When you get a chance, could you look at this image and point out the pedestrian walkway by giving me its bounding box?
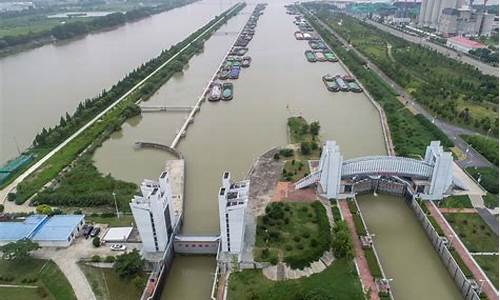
[338,199,379,300]
[438,208,477,213]
[426,202,498,300]
[262,251,335,281]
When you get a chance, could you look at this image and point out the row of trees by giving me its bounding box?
[0,0,196,50]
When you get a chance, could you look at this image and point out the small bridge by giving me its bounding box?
[134,142,183,159]
[173,235,220,255]
[140,105,195,113]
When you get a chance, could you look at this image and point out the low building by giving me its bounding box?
[102,227,133,243]
[218,171,249,259]
[446,36,486,52]
[130,171,176,253]
[0,214,85,247]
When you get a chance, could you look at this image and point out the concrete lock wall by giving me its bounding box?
[408,195,480,300]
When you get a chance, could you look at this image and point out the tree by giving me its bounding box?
[310,121,320,136]
[7,193,16,202]
[0,204,4,213]
[0,239,40,260]
[114,249,144,278]
[92,237,101,248]
[300,142,311,155]
[332,221,353,259]
[36,204,53,215]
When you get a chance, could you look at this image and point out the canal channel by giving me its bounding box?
[0,0,233,165]
[90,2,463,299]
[0,0,465,298]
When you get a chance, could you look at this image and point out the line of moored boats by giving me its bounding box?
[208,3,267,102]
[322,74,362,93]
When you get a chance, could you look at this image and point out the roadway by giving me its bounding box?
[0,4,243,210]
[362,18,499,78]
[304,8,494,169]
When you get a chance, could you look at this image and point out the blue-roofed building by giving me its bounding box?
[0,214,85,247]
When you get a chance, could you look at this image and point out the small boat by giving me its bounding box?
[294,31,304,40]
[302,33,312,40]
[314,51,326,62]
[324,51,338,62]
[208,82,222,101]
[309,40,320,49]
[230,66,241,79]
[232,47,248,56]
[348,81,363,93]
[219,68,231,80]
[241,56,252,68]
[222,82,233,101]
[342,75,355,82]
[305,50,316,62]
[322,74,339,92]
[335,75,349,91]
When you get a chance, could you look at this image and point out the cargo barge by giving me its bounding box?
[208,82,222,101]
[222,82,233,100]
[322,74,340,92]
[305,50,317,62]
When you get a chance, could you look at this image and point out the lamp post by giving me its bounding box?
[112,192,120,219]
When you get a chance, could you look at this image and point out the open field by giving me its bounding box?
[228,259,364,300]
[0,258,76,300]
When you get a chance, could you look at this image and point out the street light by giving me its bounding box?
[112,192,120,219]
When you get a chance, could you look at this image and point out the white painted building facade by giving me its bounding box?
[130,171,176,253]
[217,171,249,259]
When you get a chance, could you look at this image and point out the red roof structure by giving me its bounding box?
[448,36,486,49]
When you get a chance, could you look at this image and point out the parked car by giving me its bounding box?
[83,225,93,239]
[110,244,127,251]
[90,227,101,238]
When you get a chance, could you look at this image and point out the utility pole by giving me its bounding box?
[112,192,120,219]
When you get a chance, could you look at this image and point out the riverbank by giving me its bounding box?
[0,3,246,210]
[0,0,198,58]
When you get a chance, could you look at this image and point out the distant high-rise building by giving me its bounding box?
[418,0,466,28]
[217,171,249,258]
[130,171,176,253]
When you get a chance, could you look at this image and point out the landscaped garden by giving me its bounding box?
[444,213,498,252]
[439,195,473,209]
[228,258,364,300]
[0,258,76,300]
[254,201,331,269]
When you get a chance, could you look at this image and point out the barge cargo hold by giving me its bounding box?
[314,51,326,62]
[208,82,222,101]
[322,74,340,92]
[294,31,304,40]
[229,66,240,79]
[348,81,363,93]
[335,75,349,91]
[324,51,338,62]
[241,56,252,68]
[222,82,233,100]
[219,68,231,80]
[305,50,316,62]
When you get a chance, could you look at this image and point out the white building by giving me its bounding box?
[130,171,176,253]
[296,140,461,201]
[217,171,249,258]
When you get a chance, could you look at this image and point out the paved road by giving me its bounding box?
[362,18,499,78]
[305,9,493,168]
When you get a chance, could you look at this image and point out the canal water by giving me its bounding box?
[72,1,456,299]
[0,0,232,164]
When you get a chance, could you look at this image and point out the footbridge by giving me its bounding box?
[296,140,464,200]
[140,105,196,113]
[173,235,220,255]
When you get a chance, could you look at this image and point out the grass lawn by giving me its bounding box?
[364,248,382,278]
[227,258,364,300]
[86,214,135,227]
[439,195,473,208]
[79,263,147,300]
[444,213,498,252]
[281,159,309,182]
[0,286,49,300]
[0,258,75,300]
[254,202,331,269]
[450,249,473,278]
[474,255,499,289]
[461,134,499,165]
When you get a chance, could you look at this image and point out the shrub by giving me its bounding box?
[7,193,16,202]
[279,148,294,157]
[0,204,4,213]
[91,255,101,262]
[300,142,311,155]
[273,153,280,160]
[114,249,144,278]
[105,255,116,263]
[92,237,101,248]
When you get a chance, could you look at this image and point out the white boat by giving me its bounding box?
[208,82,222,101]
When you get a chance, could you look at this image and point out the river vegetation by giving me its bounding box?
[306,3,499,136]
[301,7,452,157]
[0,0,197,55]
[13,3,246,205]
[254,202,331,269]
[228,258,364,300]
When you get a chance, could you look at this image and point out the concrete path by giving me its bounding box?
[438,208,477,213]
[426,202,498,300]
[305,8,493,169]
[477,208,500,236]
[338,200,379,300]
[262,251,334,281]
